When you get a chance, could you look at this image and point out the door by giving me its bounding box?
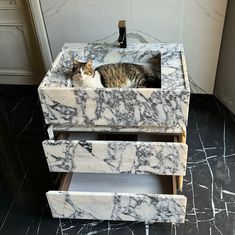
[0,0,45,84]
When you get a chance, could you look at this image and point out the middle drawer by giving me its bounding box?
[43,130,188,175]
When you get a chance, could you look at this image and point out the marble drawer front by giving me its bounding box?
[38,43,190,130]
[42,131,188,175]
[46,173,187,223]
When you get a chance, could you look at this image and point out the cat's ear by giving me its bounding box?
[73,59,80,72]
[86,60,93,69]
[73,59,81,66]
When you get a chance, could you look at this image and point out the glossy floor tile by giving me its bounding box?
[0,85,235,235]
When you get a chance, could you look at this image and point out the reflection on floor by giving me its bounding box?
[0,85,235,235]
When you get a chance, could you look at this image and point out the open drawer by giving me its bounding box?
[47,173,187,223]
[42,129,188,176]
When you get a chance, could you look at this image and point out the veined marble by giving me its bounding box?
[50,124,186,134]
[47,191,187,223]
[43,139,188,175]
[38,43,190,129]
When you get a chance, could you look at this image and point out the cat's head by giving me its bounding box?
[72,60,94,81]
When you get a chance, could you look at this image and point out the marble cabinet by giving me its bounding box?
[39,43,190,223]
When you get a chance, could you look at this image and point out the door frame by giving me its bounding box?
[27,0,52,71]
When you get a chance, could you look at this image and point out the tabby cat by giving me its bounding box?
[72,56,161,88]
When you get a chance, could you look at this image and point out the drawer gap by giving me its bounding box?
[59,172,72,191]
[56,132,177,142]
[60,173,176,195]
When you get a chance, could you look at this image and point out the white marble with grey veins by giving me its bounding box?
[43,137,188,175]
[47,172,187,223]
[38,43,190,130]
[47,191,186,223]
[50,123,186,134]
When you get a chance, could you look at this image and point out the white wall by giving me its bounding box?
[40,0,227,94]
[214,0,235,114]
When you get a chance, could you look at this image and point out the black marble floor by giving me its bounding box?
[0,85,235,235]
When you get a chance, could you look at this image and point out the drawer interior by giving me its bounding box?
[60,173,177,195]
[57,132,177,142]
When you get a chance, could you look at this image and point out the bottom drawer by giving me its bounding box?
[47,173,187,223]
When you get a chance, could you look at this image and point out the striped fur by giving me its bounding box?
[72,56,161,88]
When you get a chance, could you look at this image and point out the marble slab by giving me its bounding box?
[47,172,187,223]
[43,138,188,175]
[38,43,190,130]
[50,124,186,134]
[47,191,186,223]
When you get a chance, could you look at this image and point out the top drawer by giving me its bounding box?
[38,43,190,129]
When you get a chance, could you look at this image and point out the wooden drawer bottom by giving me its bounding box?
[47,173,186,223]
